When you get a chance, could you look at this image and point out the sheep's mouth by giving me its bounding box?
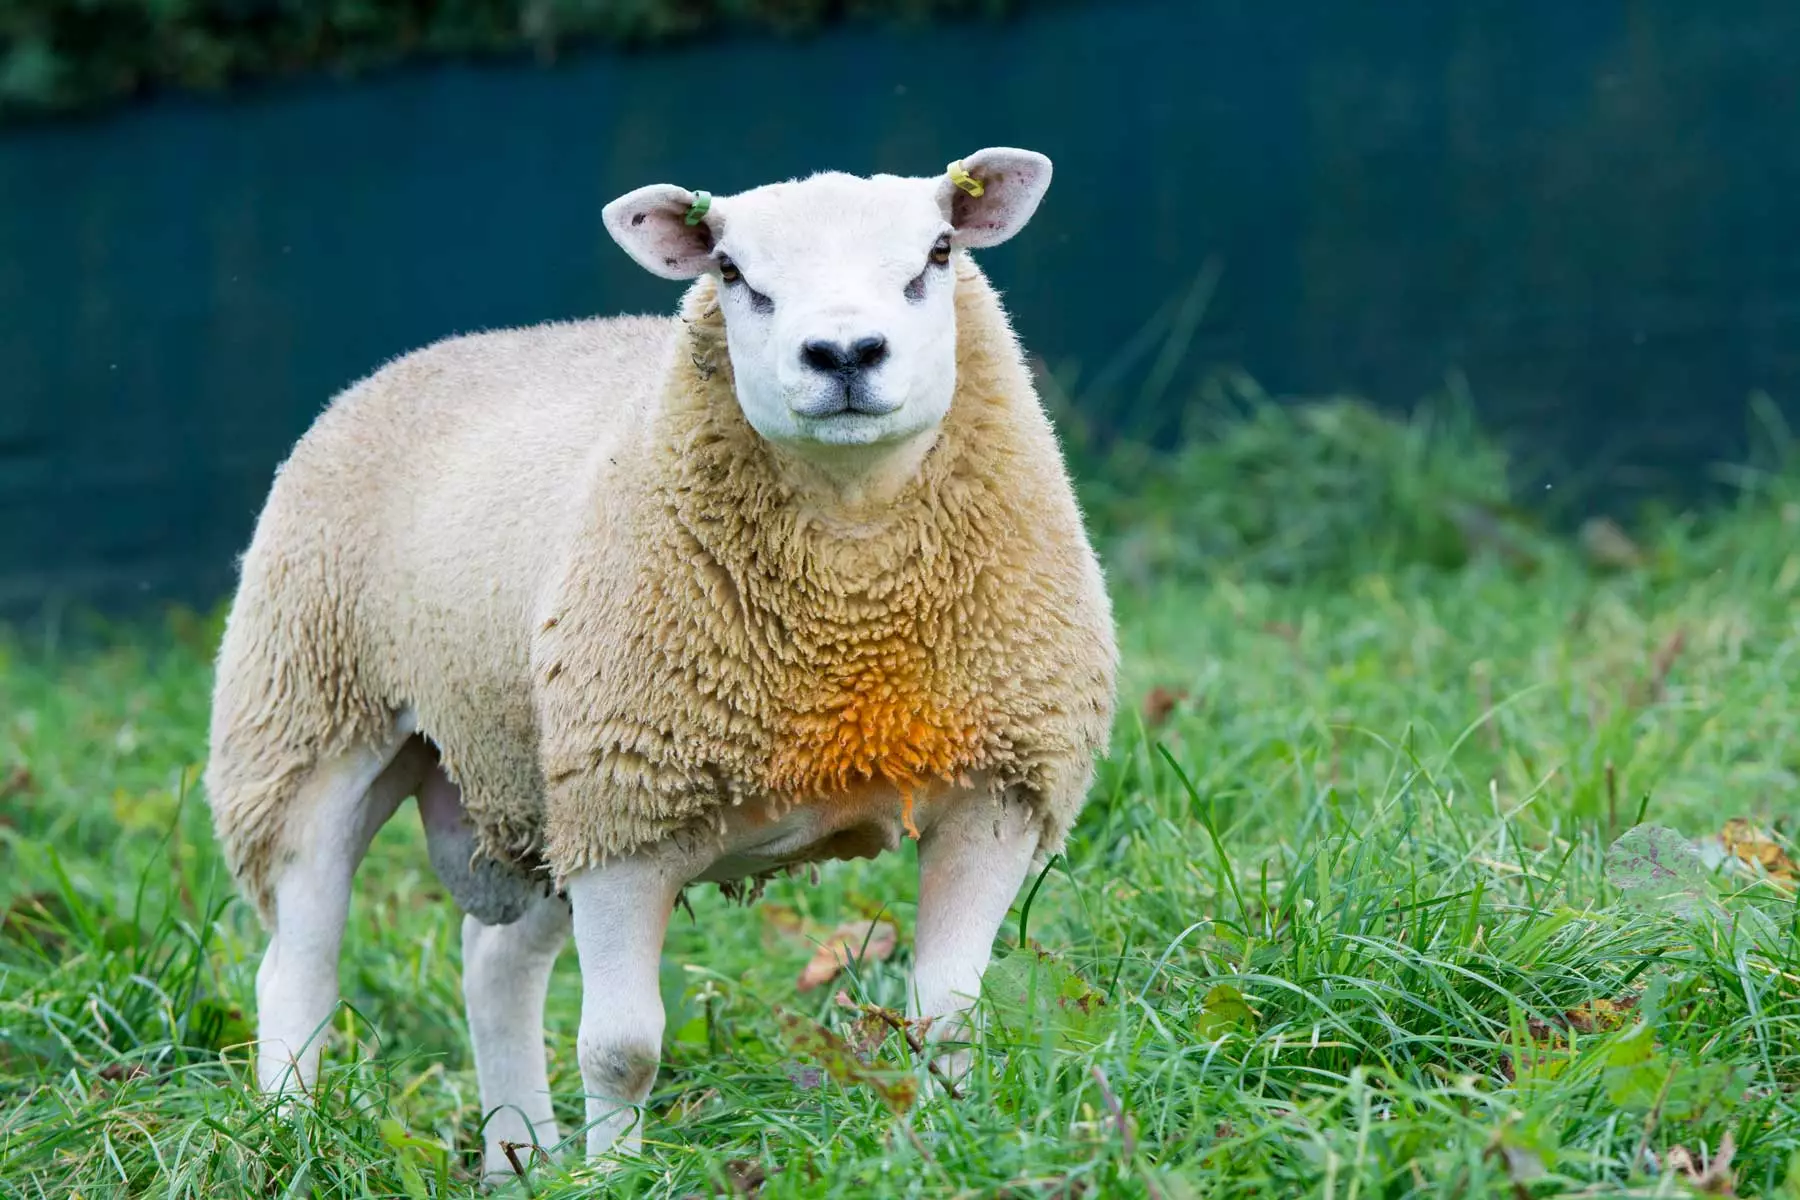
[791,381,903,421]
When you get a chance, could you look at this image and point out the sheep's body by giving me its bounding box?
[207,314,665,916]
[208,149,1117,1179]
[208,266,1115,916]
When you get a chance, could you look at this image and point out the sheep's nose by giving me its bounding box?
[801,335,888,376]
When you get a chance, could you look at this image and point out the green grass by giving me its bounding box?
[6,416,1800,1196]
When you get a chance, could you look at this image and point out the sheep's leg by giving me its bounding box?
[461,892,571,1181]
[566,849,691,1165]
[256,734,419,1093]
[908,789,1041,1086]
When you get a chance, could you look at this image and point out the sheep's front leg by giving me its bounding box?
[909,790,1041,1085]
[566,851,687,1164]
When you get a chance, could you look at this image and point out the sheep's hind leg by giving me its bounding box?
[566,846,695,1165]
[417,769,570,1182]
[461,894,571,1182]
[909,789,1041,1087]
[256,731,425,1094]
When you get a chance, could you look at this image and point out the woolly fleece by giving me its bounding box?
[206,262,1117,917]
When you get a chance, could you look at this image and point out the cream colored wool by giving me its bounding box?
[206,261,1116,917]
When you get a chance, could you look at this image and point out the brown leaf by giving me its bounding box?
[1666,1130,1736,1194]
[773,1010,915,1114]
[723,1158,770,1196]
[1501,993,1638,1078]
[1579,516,1643,570]
[1141,686,1189,728]
[1646,627,1688,702]
[796,919,897,993]
[1720,819,1797,888]
[1563,994,1637,1035]
[830,989,904,1060]
[98,1062,148,1083]
[839,1007,889,1059]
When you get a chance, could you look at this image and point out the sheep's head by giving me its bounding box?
[602,148,1052,459]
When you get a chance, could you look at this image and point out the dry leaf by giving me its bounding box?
[1563,995,1637,1035]
[1141,686,1188,728]
[773,1010,915,1113]
[796,919,897,992]
[1720,819,1797,888]
[831,989,891,1059]
[1579,516,1643,569]
[97,1062,148,1083]
[723,1159,769,1196]
[1501,993,1638,1079]
[1666,1130,1736,1194]
[1646,627,1687,702]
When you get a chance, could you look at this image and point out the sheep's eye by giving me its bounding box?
[929,236,953,266]
[718,257,742,284]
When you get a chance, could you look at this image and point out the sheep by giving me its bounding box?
[204,146,1119,1179]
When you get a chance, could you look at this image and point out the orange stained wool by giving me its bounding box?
[766,655,986,839]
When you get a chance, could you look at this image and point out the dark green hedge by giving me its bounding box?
[1,0,1030,121]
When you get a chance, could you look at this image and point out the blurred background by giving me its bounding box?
[5,0,1799,616]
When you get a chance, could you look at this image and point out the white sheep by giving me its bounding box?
[204,146,1118,1179]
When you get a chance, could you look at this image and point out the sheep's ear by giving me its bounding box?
[602,184,719,279]
[937,147,1053,249]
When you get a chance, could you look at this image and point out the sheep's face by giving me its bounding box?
[603,148,1052,457]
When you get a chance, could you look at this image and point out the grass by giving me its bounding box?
[6,407,1800,1197]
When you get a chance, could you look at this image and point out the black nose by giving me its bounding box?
[801,335,888,376]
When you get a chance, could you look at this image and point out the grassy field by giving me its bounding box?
[5,407,1800,1197]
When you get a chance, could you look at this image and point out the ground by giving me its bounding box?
[5,432,1800,1197]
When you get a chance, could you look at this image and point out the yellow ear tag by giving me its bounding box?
[947,160,985,198]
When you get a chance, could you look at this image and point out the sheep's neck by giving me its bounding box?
[764,427,941,514]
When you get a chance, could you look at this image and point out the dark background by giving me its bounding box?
[5,0,1799,614]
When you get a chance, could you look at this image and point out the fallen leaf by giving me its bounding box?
[1563,995,1637,1035]
[1605,824,1723,921]
[796,919,897,993]
[984,947,1109,1049]
[774,1010,915,1114]
[1197,983,1257,1038]
[783,1063,823,1089]
[1579,516,1643,570]
[1645,627,1687,703]
[1720,819,1797,888]
[1501,994,1639,1081]
[1141,686,1189,728]
[724,1158,770,1196]
[832,990,891,1058]
[97,1062,148,1083]
[1666,1130,1737,1195]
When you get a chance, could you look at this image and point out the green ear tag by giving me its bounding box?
[684,191,712,225]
